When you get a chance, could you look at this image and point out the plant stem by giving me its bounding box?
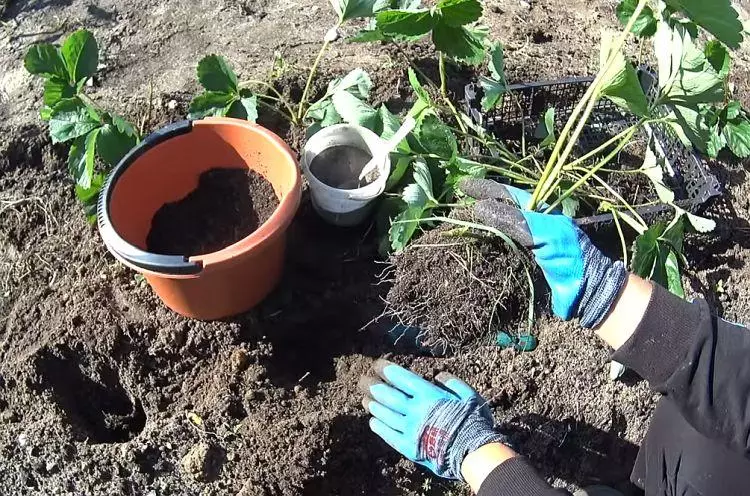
[528,0,648,210]
[390,41,440,89]
[544,126,638,213]
[561,124,639,171]
[240,79,297,123]
[585,170,648,227]
[297,24,340,122]
[611,209,629,267]
[257,99,293,123]
[480,164,538,185]
[439,52,468,134]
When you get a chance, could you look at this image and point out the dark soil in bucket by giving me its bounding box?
[146,168,279,256]
[310,145,376,190]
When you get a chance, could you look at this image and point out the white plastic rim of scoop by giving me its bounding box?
[301,124,391,225]
[358,116,416,182]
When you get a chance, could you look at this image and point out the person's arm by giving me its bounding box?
[606,279,750,458]
[462,443,570,495]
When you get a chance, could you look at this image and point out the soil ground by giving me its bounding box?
[1,1,750,495]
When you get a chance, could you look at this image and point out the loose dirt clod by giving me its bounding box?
[383,225,537,352]
[230,348,250,374]
[147,168,279,256]
[181,442,220,482]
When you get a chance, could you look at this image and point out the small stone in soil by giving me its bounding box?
[309,145,375,190]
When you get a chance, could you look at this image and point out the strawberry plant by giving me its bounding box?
[25,29,140,219]
[352,0,746,298]
[190,0,397,129]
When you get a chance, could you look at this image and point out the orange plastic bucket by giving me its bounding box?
[97,118,301,320]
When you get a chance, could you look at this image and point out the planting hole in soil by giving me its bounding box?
[32,347,145,444]
[309,145,376,189]
[146,168,279,256]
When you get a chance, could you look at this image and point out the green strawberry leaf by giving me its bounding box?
[432,22,486,66]
[43,77,76,107]
[631,222,666,278]
[535,108,557,148]
[706,127,727,158]
[330,0,384,21]
[389,205,429,252]
[188,91,236,119]
[664,249,685,298]
[332,91,379,129]
[97,120,139,167]
[417,114,457,158]
[664,0,744,49]
[61,29,99,85]
[386,157,412,191]
[24,44,68,79]
[599,31,649,117]
[75,172,104,205]
[197,55,239,94]
[239,95,259,122]
[724,120,750,158]
[704,40,731,79]
[479,43,507,111]
[376,9,434,39]
[725,100,742,120]
[437,0,482,27]
[49,98,101,144]
[616,0,657,37]
[378,104,402,140]
[413,160,437,204]
[68,128,101,189]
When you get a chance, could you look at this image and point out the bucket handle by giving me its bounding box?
[97,120,203,276]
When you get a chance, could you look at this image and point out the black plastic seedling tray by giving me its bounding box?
[464,71,723,227]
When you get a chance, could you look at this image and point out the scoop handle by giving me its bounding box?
[358,116,417,181]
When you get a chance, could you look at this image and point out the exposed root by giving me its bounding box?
[381,227,537,353]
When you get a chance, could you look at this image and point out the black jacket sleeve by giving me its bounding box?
[477,457,570,496]
[478,282,750,496]
[612,283,750,458]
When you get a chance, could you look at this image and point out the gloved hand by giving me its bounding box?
[459,178,627,329]
[359,359,507,480]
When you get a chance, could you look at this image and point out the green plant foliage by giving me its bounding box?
[26,31,140,217]
[389,160,437,251]
[664,0,744,49]
[704,40,731,79]
[616,0,658,37]
[416,115,457,159]
[24,29,99,118]
[479,43,507,111]
[61,30,99,86]
[372,0,486,65]
[534,108,556,148]
[189,55,258,122]
[631,217,685,297]
[330,0,389,22]
[599,30,649,117]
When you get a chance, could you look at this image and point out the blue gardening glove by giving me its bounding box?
[460,178,627,329]
[359,359,507,480]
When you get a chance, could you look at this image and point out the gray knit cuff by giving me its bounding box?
[578,233,628,329]
[418,399,476,476]
[449,410,509,482]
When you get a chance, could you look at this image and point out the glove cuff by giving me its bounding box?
[448,408,509,482]
[578,233,628,328]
